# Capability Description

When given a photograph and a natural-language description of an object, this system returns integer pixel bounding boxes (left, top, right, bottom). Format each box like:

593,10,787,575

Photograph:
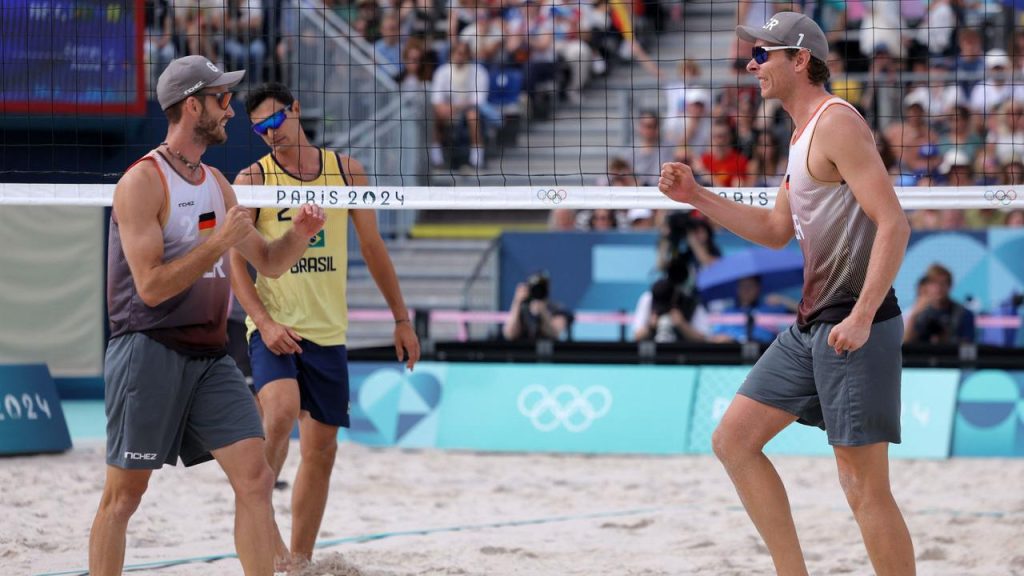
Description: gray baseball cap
736,11,829,63
156,55,246,110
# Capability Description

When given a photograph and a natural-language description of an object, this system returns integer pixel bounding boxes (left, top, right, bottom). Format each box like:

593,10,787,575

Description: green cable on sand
37,504,1020,575
35,506,665,576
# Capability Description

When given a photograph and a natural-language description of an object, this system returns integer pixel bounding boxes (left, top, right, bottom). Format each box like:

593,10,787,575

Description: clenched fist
215,204,255,248
658,162,700,204
292,203,326,239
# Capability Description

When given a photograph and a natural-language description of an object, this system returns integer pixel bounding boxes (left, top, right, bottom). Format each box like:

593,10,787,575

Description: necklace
160,142,201,175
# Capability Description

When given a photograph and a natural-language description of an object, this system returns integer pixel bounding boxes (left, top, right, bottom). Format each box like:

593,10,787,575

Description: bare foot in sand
273,529,290,572
287,554,311,575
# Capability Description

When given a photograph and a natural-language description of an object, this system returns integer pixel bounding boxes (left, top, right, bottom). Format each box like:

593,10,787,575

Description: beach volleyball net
1,0,1023,188
2,0,1024,352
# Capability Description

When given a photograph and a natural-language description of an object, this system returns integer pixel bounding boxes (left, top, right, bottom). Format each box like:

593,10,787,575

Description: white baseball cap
628,208,653,222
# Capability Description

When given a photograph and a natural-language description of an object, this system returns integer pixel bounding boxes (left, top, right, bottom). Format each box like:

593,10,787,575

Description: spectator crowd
553,0,1024,234
145,0,676,168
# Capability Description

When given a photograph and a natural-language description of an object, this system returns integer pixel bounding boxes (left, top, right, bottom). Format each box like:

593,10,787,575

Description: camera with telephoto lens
526,272,549,301
664,212,714,249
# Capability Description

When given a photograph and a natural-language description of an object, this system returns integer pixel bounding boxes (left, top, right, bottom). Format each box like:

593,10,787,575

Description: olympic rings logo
517,384,612,432
536,189,568,204
984,189,1018,206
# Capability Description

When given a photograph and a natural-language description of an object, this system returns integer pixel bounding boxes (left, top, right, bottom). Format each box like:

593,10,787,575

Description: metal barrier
349,307,1022,367
350,307,1023,342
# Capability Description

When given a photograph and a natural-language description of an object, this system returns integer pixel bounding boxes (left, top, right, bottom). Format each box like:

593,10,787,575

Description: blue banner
0,364,72,455
332,362,1022,460
891,370,960,459
952,370,1024,457
687,367,959,459
437,363,698,454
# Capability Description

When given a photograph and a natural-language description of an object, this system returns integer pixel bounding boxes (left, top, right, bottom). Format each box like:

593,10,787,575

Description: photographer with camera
633,277,712,343
903,263,976,345
503,272,571,341
653,212,721,311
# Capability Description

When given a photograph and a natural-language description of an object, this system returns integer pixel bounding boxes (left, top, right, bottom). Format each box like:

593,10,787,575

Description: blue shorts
249,331,351,427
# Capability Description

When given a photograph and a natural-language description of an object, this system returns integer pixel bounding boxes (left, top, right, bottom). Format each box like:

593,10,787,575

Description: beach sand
3,440,1023,575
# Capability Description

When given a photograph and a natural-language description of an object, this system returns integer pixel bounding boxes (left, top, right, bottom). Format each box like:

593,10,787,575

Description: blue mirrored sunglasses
252,103,293,135
752,45,806,65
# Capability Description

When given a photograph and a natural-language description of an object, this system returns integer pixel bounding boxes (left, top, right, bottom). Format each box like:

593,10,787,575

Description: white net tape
0,183,1018,210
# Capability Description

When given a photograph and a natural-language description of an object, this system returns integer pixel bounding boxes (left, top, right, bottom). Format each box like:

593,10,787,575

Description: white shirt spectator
969,81,1015,115
524,5,557,64
969,50,1016,115
174,0,263,25
631,291,710,342
860,0,906,59
460,14,503,64
903,82,964,120
992,100,1024,166
430,60,489,108
916,0,956,56
663,85,709,143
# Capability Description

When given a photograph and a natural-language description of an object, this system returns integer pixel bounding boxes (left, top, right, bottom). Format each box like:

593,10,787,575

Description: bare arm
228,242,304,355
228,167,279,327
351,211,411,321
345,155,420,368
631,42,660,78
227,165,313,354
659,163,795,249
821,107,911,324
225,166,325,279
503,283,529,340
228,243,268,327
114,161,249,307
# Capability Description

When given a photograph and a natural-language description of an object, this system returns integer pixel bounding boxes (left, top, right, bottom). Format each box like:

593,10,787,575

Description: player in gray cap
88,55,326,576
155,54,247,111
660,11,915,575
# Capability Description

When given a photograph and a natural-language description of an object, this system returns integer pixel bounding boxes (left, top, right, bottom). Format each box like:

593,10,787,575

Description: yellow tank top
245,149,349,345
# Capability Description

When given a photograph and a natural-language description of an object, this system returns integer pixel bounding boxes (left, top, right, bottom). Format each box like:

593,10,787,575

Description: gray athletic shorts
104,332,265,469
738,315,904,446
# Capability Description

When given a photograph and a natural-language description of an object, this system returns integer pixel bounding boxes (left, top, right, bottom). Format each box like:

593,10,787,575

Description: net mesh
2,0,1023,192
2,2,1024,356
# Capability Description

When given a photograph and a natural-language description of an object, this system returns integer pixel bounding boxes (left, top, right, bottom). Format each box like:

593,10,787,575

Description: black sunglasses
252,103,293,136
199,90,233,110
752,45,805,65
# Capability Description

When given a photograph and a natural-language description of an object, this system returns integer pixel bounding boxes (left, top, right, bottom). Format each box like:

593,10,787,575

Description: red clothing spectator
701,149,748,187
699,120,748,187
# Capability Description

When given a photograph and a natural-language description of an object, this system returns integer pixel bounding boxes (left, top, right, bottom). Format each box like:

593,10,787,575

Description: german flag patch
198,211,216,235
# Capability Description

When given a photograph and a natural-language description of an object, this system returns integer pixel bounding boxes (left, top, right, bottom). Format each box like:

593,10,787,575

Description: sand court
4,438,1023,576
